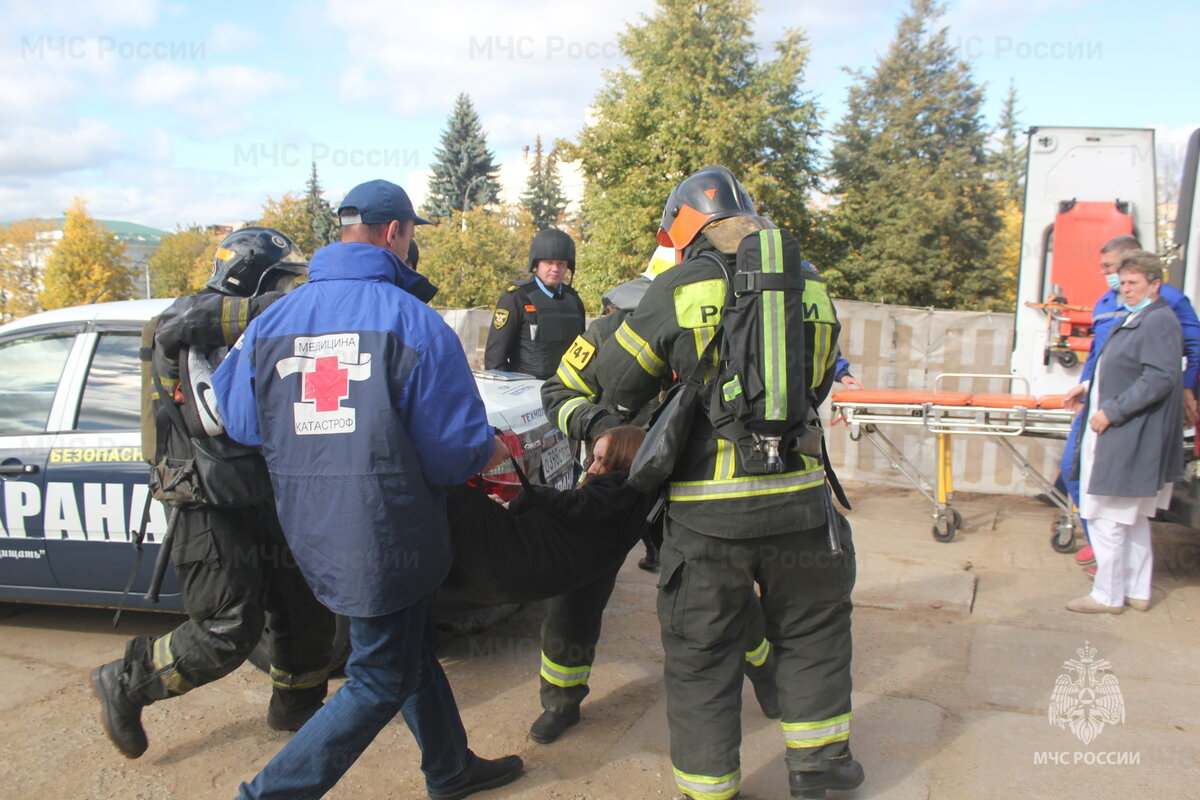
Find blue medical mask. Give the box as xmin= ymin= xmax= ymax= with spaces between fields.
xmin=1123 ymin=297 xmax=1152 ymax=312
xmin=1105 ymin=273 xmax=1121 ymax=291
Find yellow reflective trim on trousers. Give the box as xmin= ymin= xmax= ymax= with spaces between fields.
xmin=151 ymin=632 xmax=193 ymax=695
xmin=745 ymin=637 xmax=770 ymax=667
xmin=614 ymin=321 xmax=667 ymax=378
xmin=540 ymin=651 xmax=591 ymax=688
xmin=556 ymin=396 xmax=589 ymax=436
xmin=269 ymin=665 xmax=329 ymax=691
xmin=668 ymin=467 xmax=825 ymax=501
xmin=782 ymin=712 xmax=852 ymax=748
xmin=673 ymin=766 xmax=741 ymax=800
xmin=555 ymin=361 xmax=596 ymax=401
xmin=714 ymin=437 xmax=735 ymax=481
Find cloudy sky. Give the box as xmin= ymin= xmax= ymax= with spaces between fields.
xmin=1 ymin=0 xmax=1196 ymax=231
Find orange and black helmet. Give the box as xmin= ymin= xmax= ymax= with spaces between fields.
xmin=656 ymin=165 xmax=756 ymax=249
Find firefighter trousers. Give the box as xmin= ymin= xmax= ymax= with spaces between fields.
xmin=538 ymin=558 xmax=779 ymax=716
xmin=658 ymin=518 xmax=856 ymax=800
xmin=121 ymin=501 xmax=335 ymax=721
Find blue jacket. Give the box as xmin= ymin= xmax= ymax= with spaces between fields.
xmin=212 ymin=242 xmax=494 ymax=617
xmin=1081 ymin=284 xmax=1200 ymax=390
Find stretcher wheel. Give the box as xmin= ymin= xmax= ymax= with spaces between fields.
xmin=1050 ymin=515 xmax=1077 ymax=553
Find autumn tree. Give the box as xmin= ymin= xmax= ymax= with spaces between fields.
xmin=39 ymin=198 xmax=134 ymax=309
xmin=416 ymin=205 xmax=535 ymax=308
xmin=826 ymin=0 xmax=1005 ymax=311
xmin=0 ymin=219 xmax=50 ymax=321
xmin=258 ymin=192 xmax=315 ymax=255
xmin=148 ymin=225 xmax=214 ymax=296
xmin=521 ymin=136 xmax=568 ymax=230
xmin=567 ymin=0 xmax=822 ymax=306
xmin=424 ymin=93 xmax=503 ymax=219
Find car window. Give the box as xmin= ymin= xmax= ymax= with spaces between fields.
xmin=0 ymin=333 xmax=75 ymax=434
xmin=75 ymin=333 xmax=141 ymax=431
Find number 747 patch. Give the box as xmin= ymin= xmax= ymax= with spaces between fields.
xmin=564 ymin=335 xmax=596 ymax=371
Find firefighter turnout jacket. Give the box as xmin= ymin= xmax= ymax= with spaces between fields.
xmin=593 ymin=236 xmax=841 ymax=537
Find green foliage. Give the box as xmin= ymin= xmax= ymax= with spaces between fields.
xmin=990 ymin=82 xmax=1027 ymax=206
xmin=258 ymin=192 xmax=315 ymax=255
xmin=521 ymin=136 xmax=568 ymax=230
xmin=149 ymin=225 xmax=214 ymax=297
xmin=416 ymin=205 xmax=535 ymax=308
xmin=39 ymin=198 xmax=134 ymax=309
xmin=0 ymin=218 xmax=50 ymax=321
xmin=424 ymin=93 xmax=503 ymax=219
xmin=305 ymin=162 xmax=338 ymax=252
xmin=567 ymin=0 xmax=822 ymax=308
xmin=826 ymin=0 xmax=1005 ymax=311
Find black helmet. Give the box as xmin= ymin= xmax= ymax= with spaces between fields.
xmin=207 ymin=226 xmax=308 ymax=297
xmin=601 ymin=276 xmax=652 ymax=313
xmin=528 ymin=228 xmax=576 ymax=272
xmin=656 ymin=165 xmax=756 ymax=249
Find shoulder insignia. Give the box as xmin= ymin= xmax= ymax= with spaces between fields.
xmin=492 ymin=308 xmax=510 ymax=329
xmin=506 ymin=284 xmax=518 ymax=292
xmin=564 ymin=335 xmax=596 ymax=371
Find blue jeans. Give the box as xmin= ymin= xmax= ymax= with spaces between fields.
xmin=238 ymin=598 xmax=476 ymax=799
xmin=1060 ymin=412 xmax=1091 ymax=541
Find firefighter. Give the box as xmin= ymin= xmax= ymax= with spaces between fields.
xmin=89 ymin=228 xmax=335 ymax=760
xmin=484 ymin=228 xmax=586 ymax=379
xmin=593 ymin=167 xmax=863 ymax=799
xmin=531 ymin=249 xmax=782 ymax=747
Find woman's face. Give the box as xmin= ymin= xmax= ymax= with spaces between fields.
xmin=587 ymin=435 xmax=610 ymax=476
xmin=1119 ymin=269 xmax=1159 ymax=307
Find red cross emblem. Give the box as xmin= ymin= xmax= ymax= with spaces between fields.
xmin=303 ymin=356 xmax=349 ymax=413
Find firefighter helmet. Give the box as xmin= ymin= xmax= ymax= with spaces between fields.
xmin=656 ymin=165 xmax=756 ymax=249
xmin=207 ymin=227 xmax=308 ymax=297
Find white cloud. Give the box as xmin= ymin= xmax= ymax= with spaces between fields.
xmin=5 ymin=0 xmax=161 ymax=33
xmin=207 ymin=21 xmax=262 ymax=55
xmin=0 ymin=118 xmax=121 ymax=176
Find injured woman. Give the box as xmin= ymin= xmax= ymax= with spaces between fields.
xmin=442 ymin=426 xmax=653 ymax=605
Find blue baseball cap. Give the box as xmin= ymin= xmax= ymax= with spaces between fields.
xmin=337 ymin=179 xmax=434 ymax=227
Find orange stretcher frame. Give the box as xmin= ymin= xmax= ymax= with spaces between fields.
xmin=830 ymin=374 xmax=1080 ymax=549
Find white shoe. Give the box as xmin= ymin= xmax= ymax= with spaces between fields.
xmin=1066 ymin=595 xmax=1122 ymax=614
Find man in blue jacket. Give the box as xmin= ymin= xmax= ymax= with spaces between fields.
xmin=1060 ymin=235 xmax=1200 ymax=567
xmin=213 ymin=179 xmax=521 ymax=800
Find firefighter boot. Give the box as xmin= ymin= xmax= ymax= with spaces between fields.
xmin=788 ymin=759 xmax=865 ymax=798
xmin=529 ymin=706 xmax=581 ymax=744
xmin=89 ymin=660 xmax=148 ymax=758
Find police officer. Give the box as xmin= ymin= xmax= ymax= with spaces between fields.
xmin=484 ymin=228 xmax=586 ymax=378
xmin=89 ymin=227 xmax=335 ymax=759
xmin=594 ymin=167 xmax=862 ymax=799
xmin=532 ymin=249 xmax=782 ymax=748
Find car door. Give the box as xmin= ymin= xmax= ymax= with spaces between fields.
xmin=41 ymin=324 xmax=178 ymax=606
xmin=0 ymin=327 xmax=80 ymax=590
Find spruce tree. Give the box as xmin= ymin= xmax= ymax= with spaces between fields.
xmin=568 ymin=0 xmax=821 ymax=305
xmin=305 ymin=162 xmax=338 ymax=252
xmin=425 ymin=93 xmax=502 ymax=219
xmin=521 ymin=136 xmax=568 ymax=230
xmin=828 ymin=0 xmax=1005 ymax=310
xmin=991 ymin=82 xmax=1026 ymax=205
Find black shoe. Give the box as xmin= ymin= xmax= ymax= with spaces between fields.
xmin=789 ymin=760 xmax=865 ymax=798
xmin=638 ymin=555 xmax=660 ymax=571
xmin=529 ymin=706 xmax=580 ymax=744
xmin=266 ymin=702 xmax=323 ymax=732
xmin=428 ymin=755 xmax=524 ymax=800
xmin=89 ymin=661 xmax=148 ymax=759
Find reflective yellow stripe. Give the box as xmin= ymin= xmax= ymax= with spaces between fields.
xmin=745 ymin=637 xmax=770 ymax=668
xmin=555 ymin=361 xmax=596 ymax=401
xmin=540 ymin=652 xmax=591 ymax=687
xmin=669 ymin=467 xmax=825 ymax=501
xmin=782 ymin=712 xmax=852 ymax=748
xmin=614 ymin=321 xmax=667 ymax=378
xmin=714 ymin=437 xmax=735 ymax=481
xmin=556 ymin=396 xmax=589 ymax=436
xmin=673 ymin=767 xmax=741 ymax=800
xmin=151 ymin=632 xmax=193 ymax=695
xmin=759 ymin=229 xmax=787 ymax=420
xmin=269 ymin=665 xmax=329 ymax=691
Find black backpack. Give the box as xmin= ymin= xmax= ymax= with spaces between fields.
xmin=704 ymin=227 xmax=814 ymax=474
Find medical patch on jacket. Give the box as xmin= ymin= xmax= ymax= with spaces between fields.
xmin=492 ymin=308 xmax=510 ymax=329
xmin=275 ymin=333 xmax=372 ymax=435
xmin=563 ymin=335 xmax=596 ymax=371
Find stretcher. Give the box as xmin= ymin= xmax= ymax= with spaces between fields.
xmin=830 ymin=374 xmax=1080 ymax=550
